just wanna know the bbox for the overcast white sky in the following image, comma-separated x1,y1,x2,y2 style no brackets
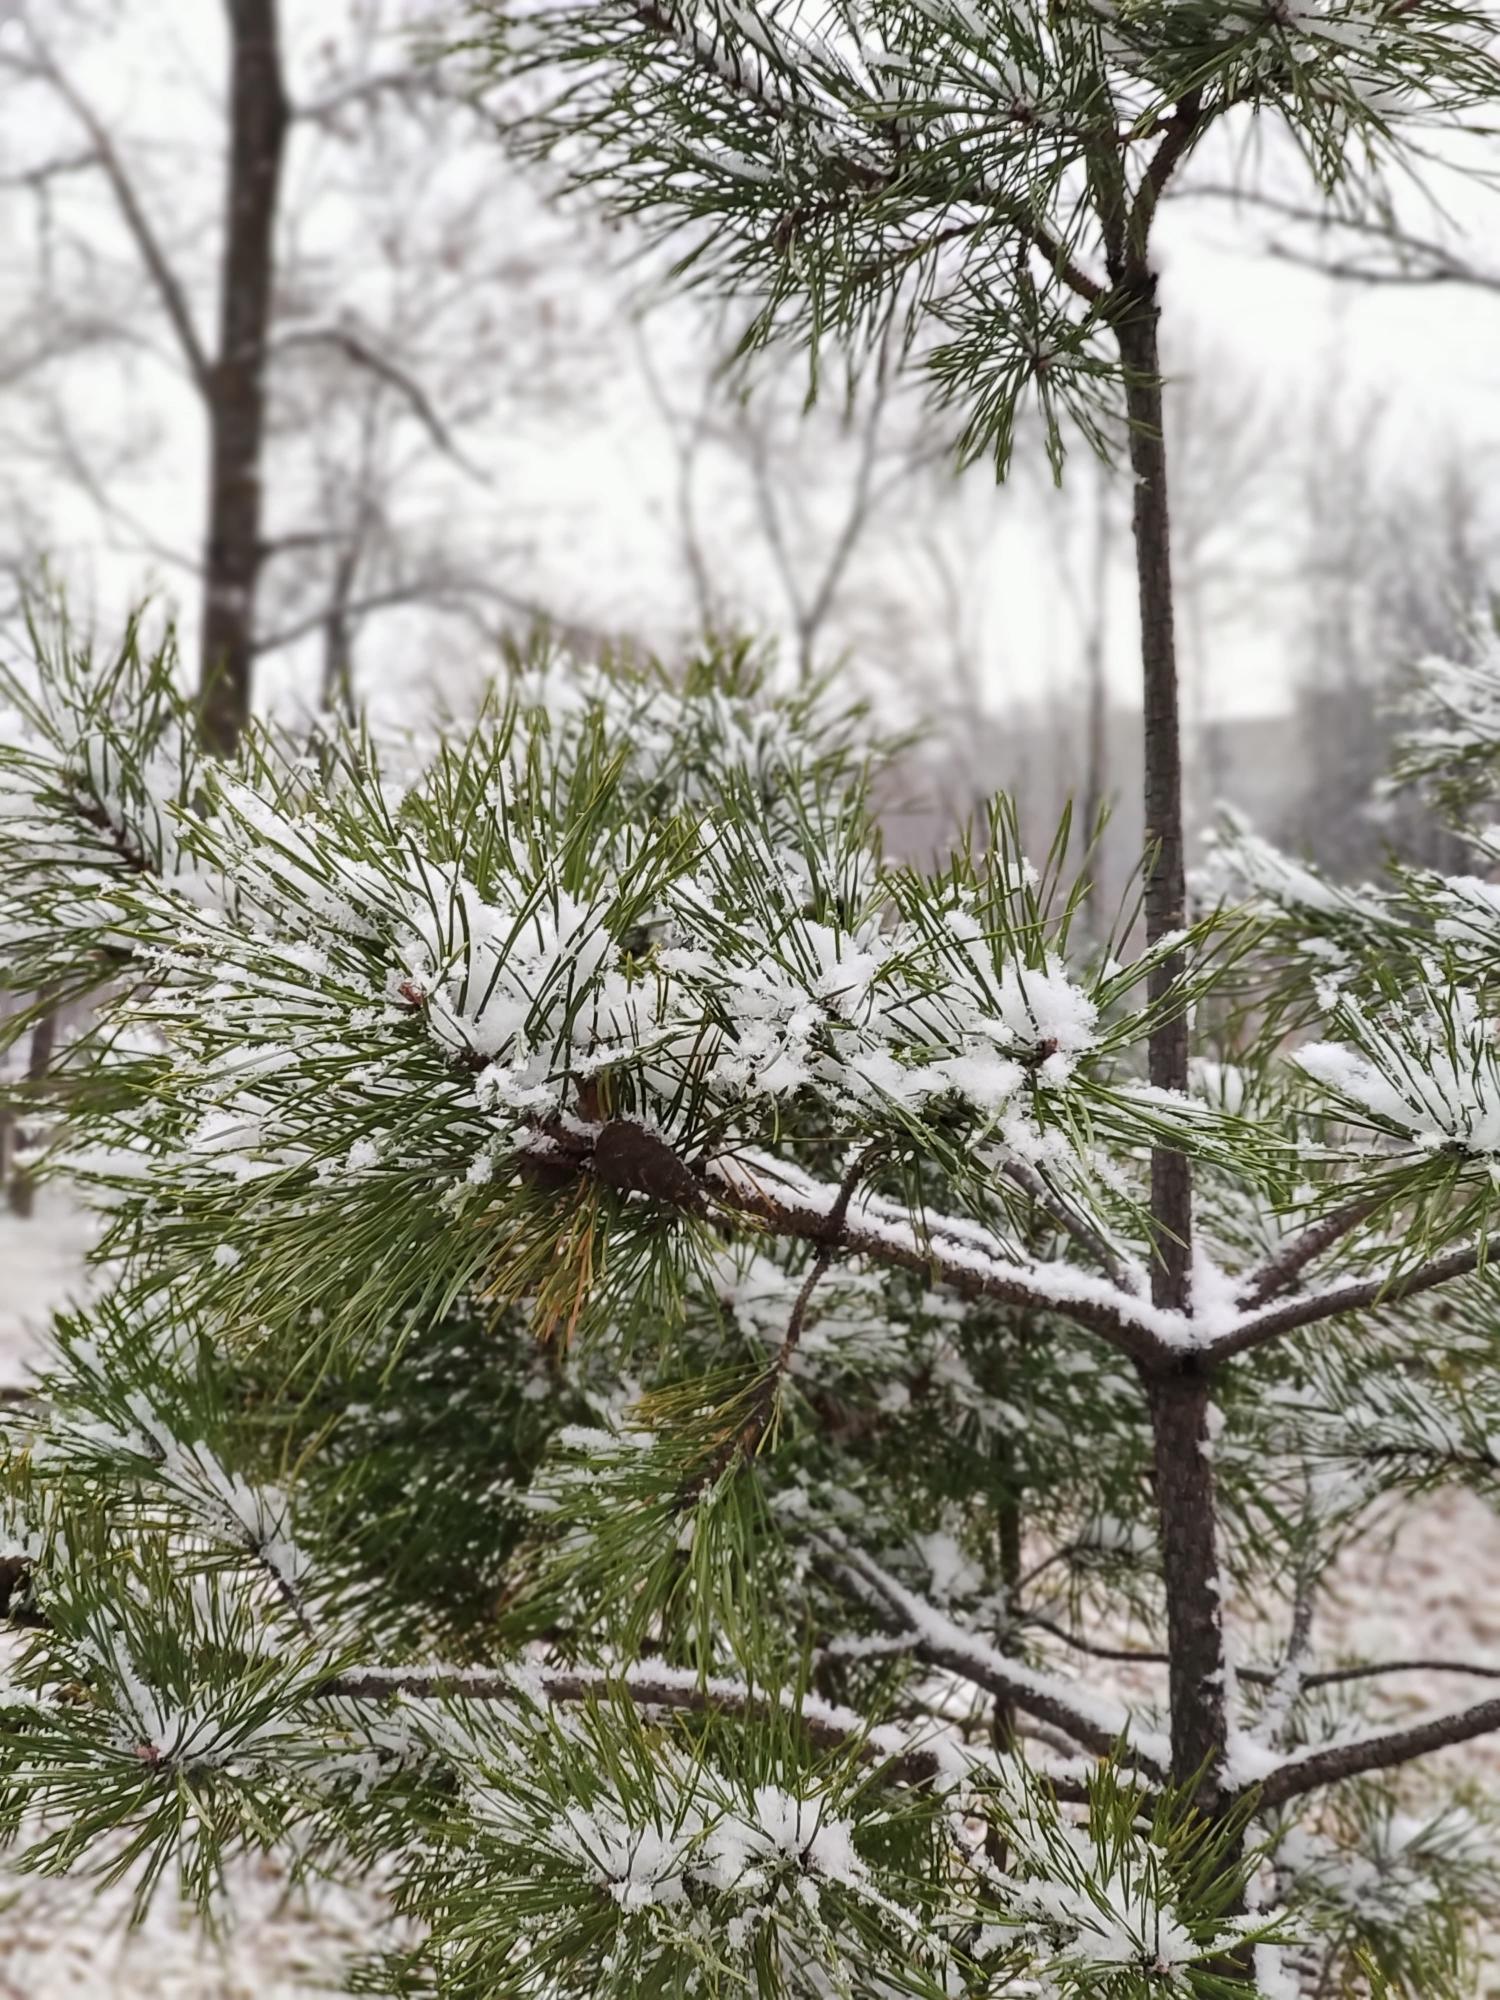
2,0,1497,726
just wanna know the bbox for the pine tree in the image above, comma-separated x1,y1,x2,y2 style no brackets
2,2,1500,1994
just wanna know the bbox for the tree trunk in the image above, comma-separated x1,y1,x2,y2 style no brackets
1117,292,1228,1795
199,0,289,757
1143,1365,1226,1783
1120,302,1191,1305
321,542,360,722
1081,465,1112,933
8,1007,58,1221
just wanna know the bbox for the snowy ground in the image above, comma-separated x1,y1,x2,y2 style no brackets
3,1195,1500,1992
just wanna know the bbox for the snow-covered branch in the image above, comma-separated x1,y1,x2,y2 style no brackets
1206,1232,1500,1362
705,1147,1179,1356
323,1660,976,1792
1253,1693,1500,1810
819,1536,1170,1778
1235,1198,1380,1309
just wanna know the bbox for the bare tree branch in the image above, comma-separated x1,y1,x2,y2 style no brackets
294,67,471,127
17,26,212,397
250,574,598,658
634,321,721,632
1180,185,1500,293
0,147,101,191
274,324,492,481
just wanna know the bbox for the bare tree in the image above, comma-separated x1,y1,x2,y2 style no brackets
1274,386,1497,878
1191,183,1500,297
640,311,962,684
0,1,607,1217
0,1,587,746
2,3,290,750
638,305,1050,860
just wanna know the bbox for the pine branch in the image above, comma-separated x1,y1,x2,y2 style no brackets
1125,90,1205,269
1235,1198,1380,1308
534,1124,1166,1359
1001,1160,1137,1291
708,1150,1165,1361
819,1535,1169,1778
766,1143,884,1380
1206,1231,1500,1362
1254,1694,1500,1810
324,1660,962,1790
259,1547,315,1644
623,0,1107,305
696,1143,884,1488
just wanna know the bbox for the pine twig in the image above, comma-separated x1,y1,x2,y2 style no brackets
820,1534,1168,1778
686,1142,885,1497
1001,1160,1136,1290
1254,1693,1500,1810
1208,1231,1500,1362
1236,1198,1379,1309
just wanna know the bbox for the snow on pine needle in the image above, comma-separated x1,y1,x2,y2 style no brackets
0,625,1240,1366
9,620,1500,1995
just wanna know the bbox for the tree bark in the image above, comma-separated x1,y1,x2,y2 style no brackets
199,0,289,756
1119,299,1191,1308
1117,289,1229,1795
1143,1365,1226,1785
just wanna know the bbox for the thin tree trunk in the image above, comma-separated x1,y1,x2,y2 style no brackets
1117,294,1228,1794
199,0,289,756
321,609,353,722
1081,466,1113,937
1080,473,1111,847
1120,305,1191,1302
321,540,360,722
8,1007,58,1221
